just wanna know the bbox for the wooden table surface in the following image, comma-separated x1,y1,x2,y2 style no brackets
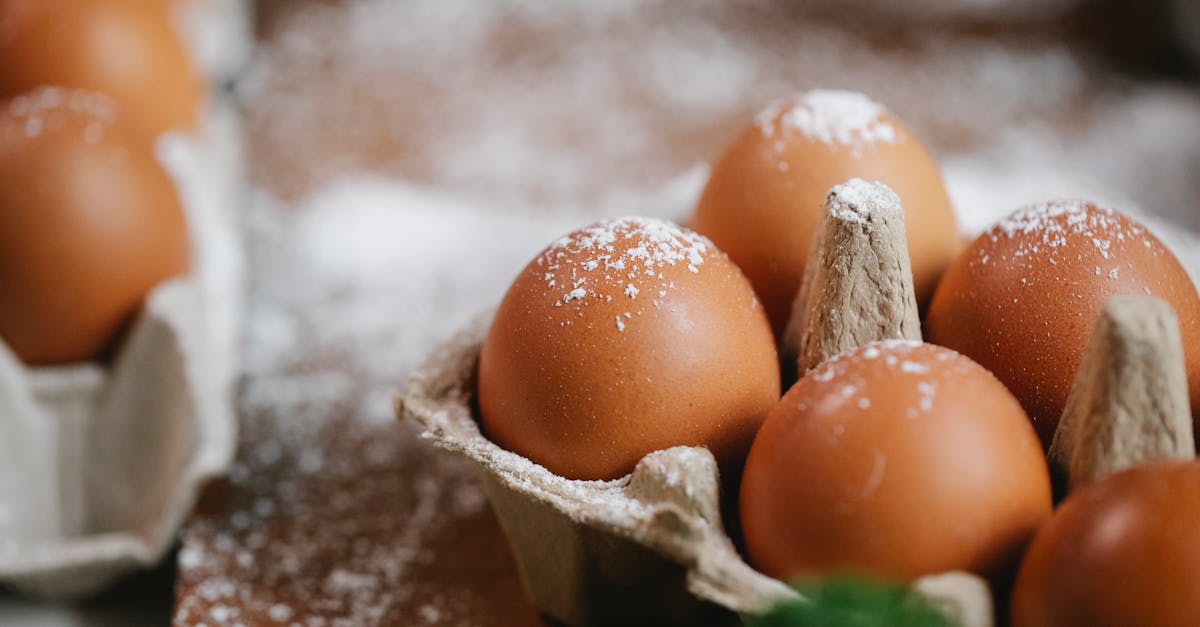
172,1,1198,625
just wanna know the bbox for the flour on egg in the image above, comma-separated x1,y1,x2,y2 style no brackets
756,90,898,158
536,217,713,332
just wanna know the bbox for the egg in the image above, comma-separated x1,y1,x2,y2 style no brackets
740,341,1051,582
692,89,961,336
478,217,780,481
0,0,203,139
926,200,1200,447
1011,461,1200,627
0,87,191,365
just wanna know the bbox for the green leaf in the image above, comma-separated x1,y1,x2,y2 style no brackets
742,574,956,627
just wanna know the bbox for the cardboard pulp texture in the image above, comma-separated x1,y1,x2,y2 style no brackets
399,314,991,627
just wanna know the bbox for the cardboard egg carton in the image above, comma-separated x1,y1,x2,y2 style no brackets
401,316,998,626
0,24,248,598
400,178,1196,626
1049,294,1196,493
399,180,997,626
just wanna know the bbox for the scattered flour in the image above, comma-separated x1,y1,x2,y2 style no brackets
537,217,712,330
757,90,897,158
0,87,117,144
974,199,1162,276
801,341,967,420
825,178,903,224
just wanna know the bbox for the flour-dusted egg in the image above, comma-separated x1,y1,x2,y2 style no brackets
0,87,191,365
926,200,1200,446
477,217,780,481
692,89,961,336
1011,462,1200,627
0,0,203,139
740,341,1050,583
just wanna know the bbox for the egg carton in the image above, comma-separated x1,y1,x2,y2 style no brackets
402,314,1003,626
0,93,245,598
399,182,1008,626
399,174,1200,625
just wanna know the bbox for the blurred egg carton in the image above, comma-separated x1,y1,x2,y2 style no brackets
0,8,249,599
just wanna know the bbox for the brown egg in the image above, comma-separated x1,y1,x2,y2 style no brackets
926,200,1200,447
0,87,191,365
478,217,780,481
740,341,1051,583
692,89,961,336
1011,461,1200,627
0,0,203,139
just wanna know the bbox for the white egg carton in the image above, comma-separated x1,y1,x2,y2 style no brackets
0,75,246,599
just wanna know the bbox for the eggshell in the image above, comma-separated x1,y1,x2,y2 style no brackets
926,200,1200,446
692,90,961,335
1011,461,1200,627
740,340,1051,583
478,217,780,481
0,0,203,139
0,87,191,365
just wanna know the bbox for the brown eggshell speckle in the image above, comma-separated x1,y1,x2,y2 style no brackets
740,341,1051,583
0,87,191,365
926,200,1200,447
0,0,203,139
1011,461,1200,627
692,89,961,336
478,217,781,481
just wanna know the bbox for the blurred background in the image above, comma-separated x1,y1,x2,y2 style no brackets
4,0,1200,624
245,0,1200,226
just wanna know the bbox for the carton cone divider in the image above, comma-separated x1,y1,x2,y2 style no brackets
782,179,922,378
1049,295,1196,495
